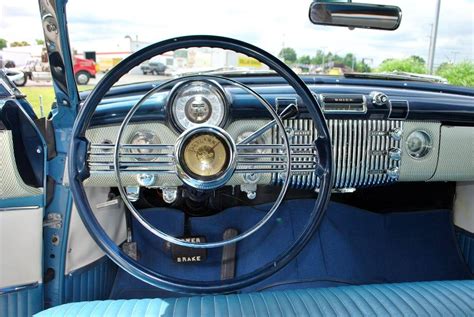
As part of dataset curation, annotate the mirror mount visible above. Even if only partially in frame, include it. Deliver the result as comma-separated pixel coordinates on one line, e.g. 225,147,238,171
309,1,402,31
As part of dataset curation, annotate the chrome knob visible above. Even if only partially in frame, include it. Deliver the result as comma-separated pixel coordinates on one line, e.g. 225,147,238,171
389,128,403,141
162,187,178,204
388,148,402,161
371,91,389,106
386,167,400,179
137,173,155,187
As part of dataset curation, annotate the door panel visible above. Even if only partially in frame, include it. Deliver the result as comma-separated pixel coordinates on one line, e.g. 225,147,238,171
0,207,43,288
0,106,45,316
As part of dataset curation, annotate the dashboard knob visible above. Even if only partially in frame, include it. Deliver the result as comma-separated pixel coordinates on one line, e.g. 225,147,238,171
386,167,400,180
388,148,402,161
371,91,389,106
389,128,403,141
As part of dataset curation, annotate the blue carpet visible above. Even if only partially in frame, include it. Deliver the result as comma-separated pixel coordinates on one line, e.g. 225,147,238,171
109,200,472,299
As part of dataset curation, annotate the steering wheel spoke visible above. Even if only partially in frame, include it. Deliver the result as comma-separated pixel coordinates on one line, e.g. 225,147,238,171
235,143,320,175
87,143,177,174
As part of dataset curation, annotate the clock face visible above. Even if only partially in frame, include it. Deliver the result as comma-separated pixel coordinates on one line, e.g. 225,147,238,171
182,133,229,178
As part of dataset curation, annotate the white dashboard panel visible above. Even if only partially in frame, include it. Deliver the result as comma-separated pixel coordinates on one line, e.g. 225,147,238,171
84,119,474,187
431,126,474,181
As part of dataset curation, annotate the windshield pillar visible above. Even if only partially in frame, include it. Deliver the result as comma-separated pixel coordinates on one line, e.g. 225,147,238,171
38,0,80,116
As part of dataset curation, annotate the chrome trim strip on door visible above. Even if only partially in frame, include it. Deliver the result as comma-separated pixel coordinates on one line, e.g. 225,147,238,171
0,206,40,212
0,282,40,295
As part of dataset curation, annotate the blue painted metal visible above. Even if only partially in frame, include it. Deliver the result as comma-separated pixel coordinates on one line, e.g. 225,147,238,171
79,74,474,99
35,280,474,317
38,0,80,117
64,257,117,303
0,195,43,208
0,283,43,317
68,35,333,294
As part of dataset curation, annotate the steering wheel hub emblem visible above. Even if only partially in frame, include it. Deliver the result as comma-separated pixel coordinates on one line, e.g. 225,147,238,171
175,126,236,190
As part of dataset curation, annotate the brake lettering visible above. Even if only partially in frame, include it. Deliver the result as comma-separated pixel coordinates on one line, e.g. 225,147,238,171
176,256,202,262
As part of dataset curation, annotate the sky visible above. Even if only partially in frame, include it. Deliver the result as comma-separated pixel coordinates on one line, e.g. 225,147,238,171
1,0,473,67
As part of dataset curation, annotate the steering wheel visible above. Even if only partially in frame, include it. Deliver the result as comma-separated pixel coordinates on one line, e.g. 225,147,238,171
69,35,333,293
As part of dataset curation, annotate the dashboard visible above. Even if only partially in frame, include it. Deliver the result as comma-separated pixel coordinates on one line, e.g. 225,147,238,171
83,77,474,195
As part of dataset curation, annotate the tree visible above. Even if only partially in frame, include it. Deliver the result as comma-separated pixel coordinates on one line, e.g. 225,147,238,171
436,61,474,87
377,56,426,74
0,38,7,50
310,50,325,65
410,55,426,65
298,55,311,65
35,39,44,45
354,60,371,73
10,41,30,47
279,47,297,64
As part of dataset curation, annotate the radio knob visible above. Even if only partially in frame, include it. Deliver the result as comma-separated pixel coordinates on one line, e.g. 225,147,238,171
371,92,389,106
386,167,400,180
388,148,402,161
389,128,403,141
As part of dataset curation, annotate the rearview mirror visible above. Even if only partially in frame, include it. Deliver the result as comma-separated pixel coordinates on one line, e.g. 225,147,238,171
309,1,402,30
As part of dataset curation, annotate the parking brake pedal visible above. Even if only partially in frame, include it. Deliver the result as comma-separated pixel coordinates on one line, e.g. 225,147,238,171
221,228,238,280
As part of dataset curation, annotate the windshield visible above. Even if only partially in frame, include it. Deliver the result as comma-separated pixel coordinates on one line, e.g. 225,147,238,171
2,0,474,90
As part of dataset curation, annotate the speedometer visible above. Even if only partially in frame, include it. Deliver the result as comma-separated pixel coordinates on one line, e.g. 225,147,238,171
169,80,228,131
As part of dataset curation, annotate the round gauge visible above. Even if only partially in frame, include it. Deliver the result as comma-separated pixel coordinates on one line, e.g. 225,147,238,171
169,80,228,131
129,131,161,161
236,131,267,156
180,133,230,179
406,130,432,159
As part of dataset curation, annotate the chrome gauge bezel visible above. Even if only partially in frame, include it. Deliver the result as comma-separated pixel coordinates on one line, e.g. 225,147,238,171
167,79,230,132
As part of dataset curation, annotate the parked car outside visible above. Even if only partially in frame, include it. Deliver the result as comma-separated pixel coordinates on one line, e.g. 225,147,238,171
15,56,97,86
140,60,166,75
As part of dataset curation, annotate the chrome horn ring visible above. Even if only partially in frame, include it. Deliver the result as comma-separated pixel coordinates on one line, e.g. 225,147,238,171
113,74,292,249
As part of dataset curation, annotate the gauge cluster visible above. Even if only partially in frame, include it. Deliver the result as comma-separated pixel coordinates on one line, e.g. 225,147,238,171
168,80,229,131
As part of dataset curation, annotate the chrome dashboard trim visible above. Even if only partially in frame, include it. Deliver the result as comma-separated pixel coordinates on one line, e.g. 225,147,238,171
318,93,368,114
273,119,403,189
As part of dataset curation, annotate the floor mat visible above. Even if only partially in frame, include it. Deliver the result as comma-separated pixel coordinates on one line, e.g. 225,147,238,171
110,200,472,299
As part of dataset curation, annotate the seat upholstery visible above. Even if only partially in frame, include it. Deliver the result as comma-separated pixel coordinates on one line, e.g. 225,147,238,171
36,280,474,317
